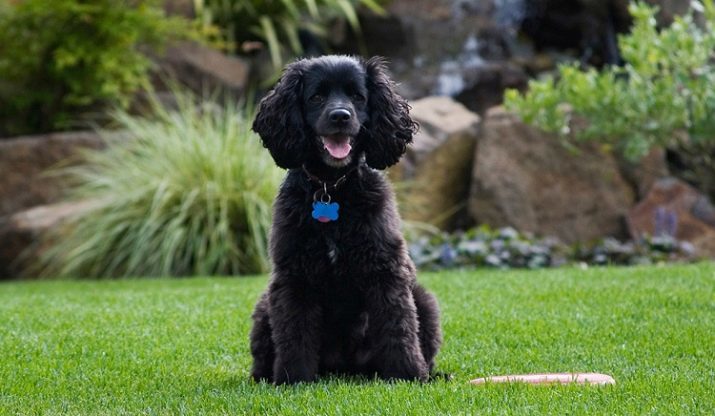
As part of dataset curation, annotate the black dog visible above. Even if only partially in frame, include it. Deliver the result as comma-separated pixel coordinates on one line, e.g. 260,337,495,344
250,55,442,384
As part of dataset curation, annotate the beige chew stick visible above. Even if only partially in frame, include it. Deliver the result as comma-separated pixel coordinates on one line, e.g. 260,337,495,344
470,373,616,386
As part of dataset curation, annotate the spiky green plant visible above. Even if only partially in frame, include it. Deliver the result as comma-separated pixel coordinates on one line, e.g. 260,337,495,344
38,91,283,278
194,0,384,69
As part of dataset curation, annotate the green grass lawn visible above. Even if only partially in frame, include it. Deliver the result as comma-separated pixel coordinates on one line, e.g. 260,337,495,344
1,263,714,415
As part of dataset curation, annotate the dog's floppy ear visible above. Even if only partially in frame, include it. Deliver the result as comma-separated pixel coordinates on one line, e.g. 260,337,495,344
252,60,308,169
362,57,418,170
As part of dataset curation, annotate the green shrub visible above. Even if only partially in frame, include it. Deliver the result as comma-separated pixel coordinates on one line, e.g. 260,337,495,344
194,0,383,69
505,1,715,198
38,91,283,278
0,0,193,136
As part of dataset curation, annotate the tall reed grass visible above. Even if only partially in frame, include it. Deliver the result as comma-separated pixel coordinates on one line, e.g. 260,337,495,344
39,92,283,278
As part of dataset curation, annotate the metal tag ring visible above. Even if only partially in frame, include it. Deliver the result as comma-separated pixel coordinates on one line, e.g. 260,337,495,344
313,189,331,204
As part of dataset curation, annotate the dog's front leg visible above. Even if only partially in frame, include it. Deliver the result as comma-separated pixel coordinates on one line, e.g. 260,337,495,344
268,281,322,385
367,280,428,382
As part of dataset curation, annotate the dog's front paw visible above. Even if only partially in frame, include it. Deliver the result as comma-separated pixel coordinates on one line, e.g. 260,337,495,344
273,360,317,385
379,355,428,382
251,368,273,383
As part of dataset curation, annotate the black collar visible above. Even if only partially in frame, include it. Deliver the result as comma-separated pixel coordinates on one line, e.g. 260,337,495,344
301,162,362,192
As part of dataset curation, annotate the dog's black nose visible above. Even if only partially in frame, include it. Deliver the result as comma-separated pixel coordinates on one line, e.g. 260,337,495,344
329,108,351,123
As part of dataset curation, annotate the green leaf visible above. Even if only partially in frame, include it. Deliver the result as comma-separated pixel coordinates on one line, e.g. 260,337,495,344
336,0,361,34
259,15,282,69
359,0,386,15
280,16,303,54
304,0,320,18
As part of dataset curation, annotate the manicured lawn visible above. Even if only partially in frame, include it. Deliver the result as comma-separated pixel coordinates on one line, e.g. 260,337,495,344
1,263,714,415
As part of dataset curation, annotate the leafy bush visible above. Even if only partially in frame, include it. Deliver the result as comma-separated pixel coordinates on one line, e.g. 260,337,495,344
194,0,383,69
0,0,193,136
504,1,715,198
38,91,283,278
408,226,695,271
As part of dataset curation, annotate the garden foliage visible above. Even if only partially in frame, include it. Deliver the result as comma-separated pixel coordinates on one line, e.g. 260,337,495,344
0,0,193,136
38,91,283,278
505,1,715,198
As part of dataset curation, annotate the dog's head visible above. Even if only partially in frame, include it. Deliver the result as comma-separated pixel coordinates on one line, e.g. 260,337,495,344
252,55,418,170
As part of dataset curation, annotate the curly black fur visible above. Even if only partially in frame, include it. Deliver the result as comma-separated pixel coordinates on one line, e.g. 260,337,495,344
250,55,441,385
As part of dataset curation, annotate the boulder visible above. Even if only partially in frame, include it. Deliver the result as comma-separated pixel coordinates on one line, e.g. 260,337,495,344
469,107,636,243
154,41,250,97
392,96,480,230
0,131,106,218
0,200,99,278
627,178,715,257
617,147,670,199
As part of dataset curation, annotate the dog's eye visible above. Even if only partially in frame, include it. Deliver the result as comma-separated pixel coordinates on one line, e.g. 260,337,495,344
351,93,366,103
309,94,325,104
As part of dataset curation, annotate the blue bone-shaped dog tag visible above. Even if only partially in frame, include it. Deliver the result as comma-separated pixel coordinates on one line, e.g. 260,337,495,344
312,201,339,223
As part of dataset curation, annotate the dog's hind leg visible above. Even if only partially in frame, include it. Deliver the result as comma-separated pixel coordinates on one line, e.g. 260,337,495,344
250,292,275,382
413,284,442,374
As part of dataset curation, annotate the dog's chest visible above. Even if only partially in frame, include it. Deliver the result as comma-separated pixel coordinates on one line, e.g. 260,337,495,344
318,224,366,269
314,213,359,267
320,278,367,331
325,237,339,265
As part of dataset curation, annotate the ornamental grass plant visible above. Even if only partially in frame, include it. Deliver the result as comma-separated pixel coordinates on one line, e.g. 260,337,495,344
37,91,283,278
194,0,384,69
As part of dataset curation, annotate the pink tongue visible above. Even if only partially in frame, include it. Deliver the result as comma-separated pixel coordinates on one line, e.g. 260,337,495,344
323,137,352,159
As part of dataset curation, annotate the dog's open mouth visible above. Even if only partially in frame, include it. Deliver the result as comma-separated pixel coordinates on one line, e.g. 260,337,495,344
321,135,352,160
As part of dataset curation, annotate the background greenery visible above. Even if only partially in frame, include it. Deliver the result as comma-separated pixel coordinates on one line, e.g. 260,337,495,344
0,0,383,135
2,0,712,279
505,1,715,200
1,264,713,414
0,0,194,136
37,91,283,278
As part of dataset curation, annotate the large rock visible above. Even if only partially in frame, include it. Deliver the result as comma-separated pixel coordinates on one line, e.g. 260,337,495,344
627,178,715,257
0,131,105,218
392,96,480,230
469,107,636,243
0,200,99,278
617,148,670,200
155,41,250,96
